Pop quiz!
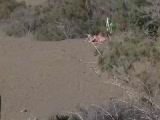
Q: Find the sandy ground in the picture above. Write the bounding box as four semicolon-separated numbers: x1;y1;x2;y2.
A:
0;34;125;120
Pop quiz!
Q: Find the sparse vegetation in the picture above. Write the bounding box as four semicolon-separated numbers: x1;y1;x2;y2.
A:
99;31;160;72
97;30;160;105
49;100;160;120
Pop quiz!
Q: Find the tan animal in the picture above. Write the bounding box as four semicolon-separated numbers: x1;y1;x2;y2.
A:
88;33;110;45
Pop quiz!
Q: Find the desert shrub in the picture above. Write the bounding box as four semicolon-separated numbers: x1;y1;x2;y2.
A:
34;0;133;40
34;1;82;41
135;0;160;36
95;0;160;103
0;0;159;39
49;100;160;120
34;0;92;41
99;31;160;72
35;0;141;40
150;0;160;19
1;0;159;40
40;0;159;40
80;101;160;120
98;31;160;103
3;6;37;37
0;0;26;19
35;22;66;41
0;0;40;37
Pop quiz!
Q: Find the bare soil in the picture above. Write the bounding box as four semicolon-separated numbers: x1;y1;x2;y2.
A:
0;34;124;120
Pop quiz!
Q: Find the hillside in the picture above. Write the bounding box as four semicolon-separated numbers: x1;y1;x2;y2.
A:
1;0;160;119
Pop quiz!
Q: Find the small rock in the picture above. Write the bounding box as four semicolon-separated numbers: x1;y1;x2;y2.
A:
20;108;28;113
79;59;82;62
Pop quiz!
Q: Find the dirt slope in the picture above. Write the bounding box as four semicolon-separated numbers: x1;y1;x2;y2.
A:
0;36;124;120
